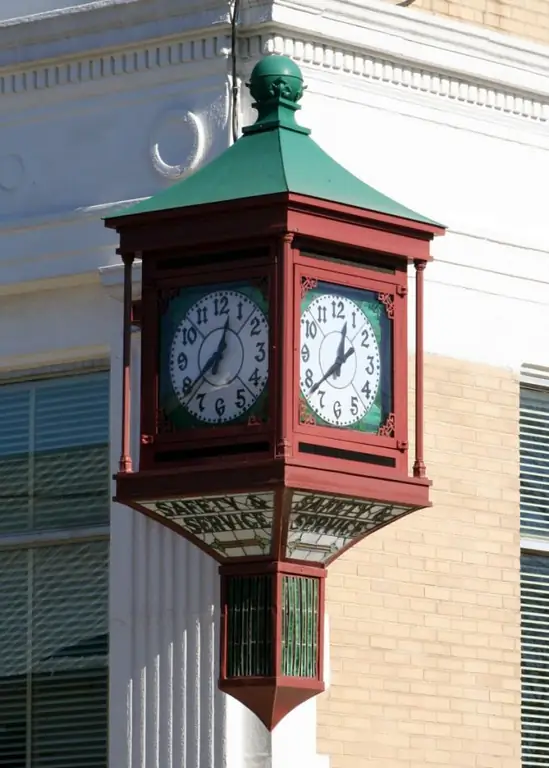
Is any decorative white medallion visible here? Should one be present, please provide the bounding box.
[150,108,206,180]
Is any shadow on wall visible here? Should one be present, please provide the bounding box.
[0,635,108,767]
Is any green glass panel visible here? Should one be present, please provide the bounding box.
[158,281,269,432]
[281,576,319,678]
[226,576,272,678]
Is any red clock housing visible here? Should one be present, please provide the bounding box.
[105,54,444,730]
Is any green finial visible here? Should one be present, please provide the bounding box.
[243,55,310,136]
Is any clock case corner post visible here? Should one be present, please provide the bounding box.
[137,245,282,468]
[119,250,136,474]
[392,264,410,475]
[275,233,297,462]
[139,254,160,472]
[412,258,427,479]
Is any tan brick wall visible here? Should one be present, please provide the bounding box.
[317,355,521,768]
[409,0,549,45]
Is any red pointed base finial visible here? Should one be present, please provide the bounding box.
[219,677,324,731]
[218,562,326,731]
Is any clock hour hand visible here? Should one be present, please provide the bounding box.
[332,321,347,380]
[183,318,230,400]
[211,317,230,376]
[309,347,355,394]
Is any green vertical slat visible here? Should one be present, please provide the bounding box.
[241,578,247,676]
[282,577,289,676]
[258,575,266,675]
[282,576,319,678]
[263,576,270,675]
[294,578,300,676]
[304,578,310,676]
[226,576,272,678]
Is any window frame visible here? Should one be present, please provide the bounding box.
[0,365,110,768]
[520,364,549,768]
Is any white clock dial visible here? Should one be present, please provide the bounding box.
[169,289,269,424]
[299,293,381,427]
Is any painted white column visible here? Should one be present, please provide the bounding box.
[102,263,226,768]
[226,619,331,768]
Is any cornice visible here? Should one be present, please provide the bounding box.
[0,32,231,97]
[266,0,549,96]
[1,0,548,132]
[0,0,231,68]
[2,28,548,133]
[241,31,549,126]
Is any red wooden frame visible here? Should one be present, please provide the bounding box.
[139,249,278,470]
[112,188,440,521]
[108,189,443,730]
[290,251,409,476]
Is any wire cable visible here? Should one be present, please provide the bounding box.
[230,0,241,144]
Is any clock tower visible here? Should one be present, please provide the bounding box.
[105,55,445,730]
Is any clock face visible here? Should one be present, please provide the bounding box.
[300,291,382,428]
[168,289,269,425]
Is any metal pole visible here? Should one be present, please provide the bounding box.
[413,260,426,479]
[119,252,134,473]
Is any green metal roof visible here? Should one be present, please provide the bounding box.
[111,56,440,227]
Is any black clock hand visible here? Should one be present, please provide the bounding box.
[182,356,215,402]
[211,317,230,376]
[309,347,355,394]
[183,319,230,400]
[332,322,347,380]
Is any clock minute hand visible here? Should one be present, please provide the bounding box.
[182,352,216,403]
[183,320,230,401]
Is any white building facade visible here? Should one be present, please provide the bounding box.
[1,1,548,766]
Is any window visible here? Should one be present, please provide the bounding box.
[0,371,110,768]
[520,378,549,768]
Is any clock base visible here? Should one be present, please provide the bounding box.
[218,559,326,731]
[219,676,325,731]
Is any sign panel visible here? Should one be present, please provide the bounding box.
[286,492,413,562]
[142,492,274,558]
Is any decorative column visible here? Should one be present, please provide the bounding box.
[100,261,226,768]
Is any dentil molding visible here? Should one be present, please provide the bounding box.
[241,33,549,125]
[263,0,549,94]
[0,0,232,68]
